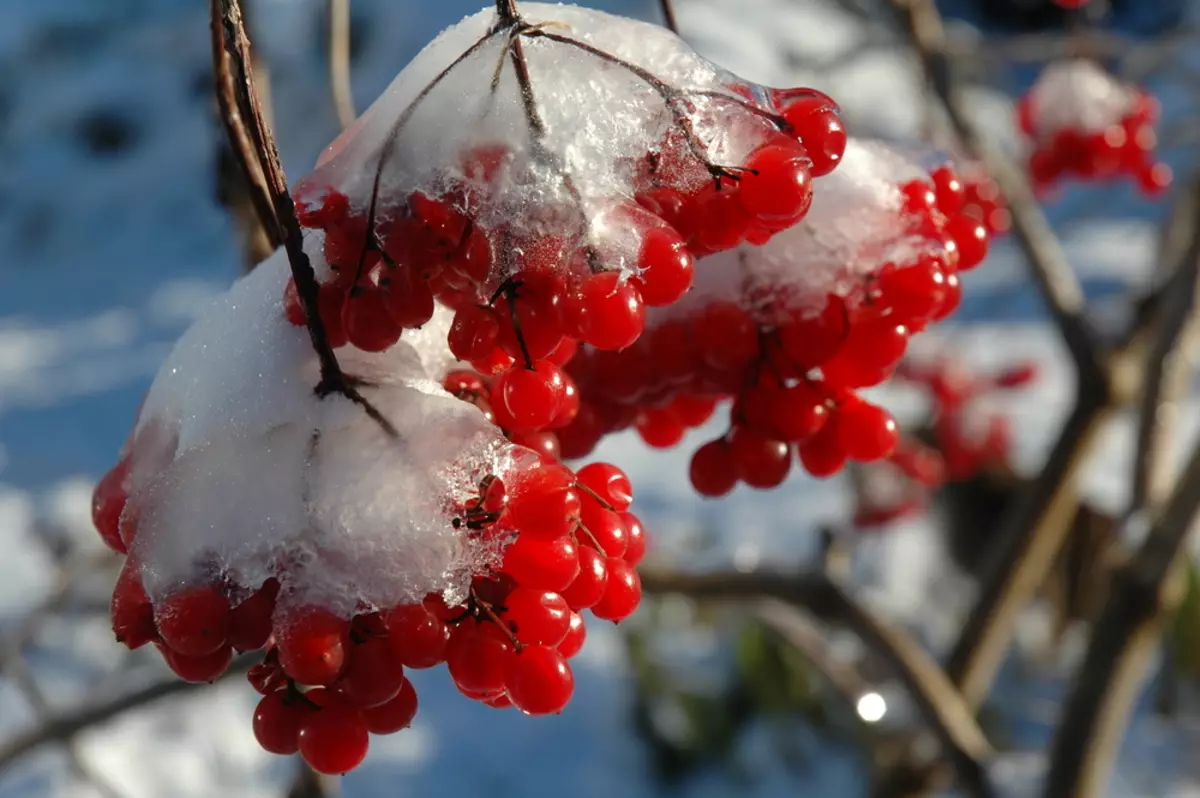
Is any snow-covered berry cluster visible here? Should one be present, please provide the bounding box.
[90,1,1004,776]
[555,139,991,495]
[1018,59,1170,195]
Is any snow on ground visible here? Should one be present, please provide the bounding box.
[1,0,1197,796]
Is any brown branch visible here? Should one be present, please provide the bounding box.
[1042,190,1200,798]
[0,655,257,773]
[328,0,355,131]
[658,0,679,34]
[286,758,339,798]
[495,0,520,24]
[640,568,995,798]
[212,0,395,435]
[1043,432,1200,797]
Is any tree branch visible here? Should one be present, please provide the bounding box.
[658,0,679,34]
[212,0,396,435]
[640,569,995,798]
[0,656,256,773]
[1043,433,1200,797]
[1043,189,1200,798]
[328,0,355,131]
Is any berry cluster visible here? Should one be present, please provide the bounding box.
[1018,60,1170,195]
[554,141,991,495]
[96,427,646,774]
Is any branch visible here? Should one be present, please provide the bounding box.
[889,0,1106,390]
[328,0,355,131]
[1128,180,1200,516]
[640,569,995,798]
[1043,434,1200,797]
[1043,190,1200,798]
[286,758,339,798]
[0,655,256,773]
[658,0,679,34]
[212,0,395,435]
[495,0,520,25]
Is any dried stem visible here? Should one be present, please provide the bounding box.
[658,0,679,34]
[212,0,395,435]
[495,0,520,25]
[639,568,994,798]
[0,655,257,773]
[1042,189,1200,798]
[328,0,355,130]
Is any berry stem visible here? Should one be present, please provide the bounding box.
[212,0,396,436]
[495,0,521,25]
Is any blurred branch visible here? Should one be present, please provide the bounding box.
[658,0,679,34]
[1043,187,1200,798]
[0,655,256,774]
[328,0,355,130]
[640,568,994,798]
[287,758,339,798]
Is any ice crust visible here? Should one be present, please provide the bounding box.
[654,138,935,324]
[299,3,787,293]
[128,248,520,615]
[1030,59,1133,136]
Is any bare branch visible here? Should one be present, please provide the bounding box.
[1044,432,1200,797]
[328,0,355,131]
[211,0,395,435]
[888,0,1106,389]
[658,0,679,34]
[495,0,520,25]
[0,656,256,773]
[1043,189,1200,798]
[640,568,994,798]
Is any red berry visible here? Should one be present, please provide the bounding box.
[779,297,847,370]
[228,579,280,653]
[505,645,574,715]
[797,422,847,478]
[342,289,402,352]
[159,643,233,683]
[111,558,157,650]
[636,226,694,307]
[568,272,646,351]
[591,558,642,622]
[931,166,965,215]
[298,700,369,775]
[621,512,647,565]
[362,678,419,734]
[671,395,718,427]
[500,588,572,647]
[155,585,231,657]
[381,266,435,329]
[253,690,307,755]
[449,305,500,362]
[737,143,814,221]
[781,97,846,177]
[491,361,567,432]
[575,462,633,511]
[835,398,898,462]
[557,612,587,659]
[561,545,609,610]
[729,427,791,489]
[689,439,738,497]
[334,636,406,708]
[579,500,628,558]
[446,622,513,694]
[763,382,828,442]
[501,534,581,593]
[945,215,989,271]
[510,430,562,461]
[636,406,687,449]
[92,459,130,554]
[504,465,581,540]
[384,604,450,669]
[694,302,759,371]
[277,607,350,686]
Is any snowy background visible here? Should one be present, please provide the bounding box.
[2,0,1199,796]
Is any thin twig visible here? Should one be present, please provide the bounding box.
[0,656,257,773]
[640,569,994,798]
[328,0,355,131]
[1043,190,1200,798]
[212,0,395,435]
[658,0,679,34]
[1043,434,1200,797]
